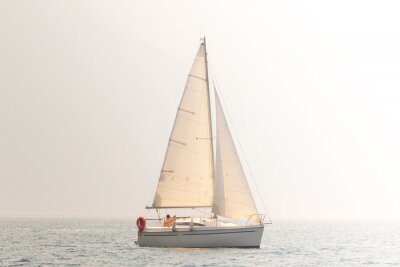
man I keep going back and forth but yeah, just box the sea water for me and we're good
[1,218,399,266]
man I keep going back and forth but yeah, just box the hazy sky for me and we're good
[1,1,400,220]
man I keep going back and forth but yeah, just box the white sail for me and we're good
[212,92,260,223]
[152,43,214,208]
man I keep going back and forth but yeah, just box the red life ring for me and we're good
[136,217,146,233]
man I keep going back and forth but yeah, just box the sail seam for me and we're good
[158,183,211,191]
[188,74,206,81]
[158,175,212,184]
[167,145,212,158]
[175,116,205,125]
[185,88,206,94]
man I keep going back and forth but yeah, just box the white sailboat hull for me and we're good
[137,225,264,248]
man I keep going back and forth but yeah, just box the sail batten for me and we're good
[152,43,214,208]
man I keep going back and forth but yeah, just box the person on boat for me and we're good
[163,214,176,227]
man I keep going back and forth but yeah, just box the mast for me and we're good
[203,36,216,210]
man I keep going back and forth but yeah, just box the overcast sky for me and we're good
[1,0,400,220]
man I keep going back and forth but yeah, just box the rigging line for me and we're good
[208,59,272,223]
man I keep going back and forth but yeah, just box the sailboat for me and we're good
[136,37,267,248]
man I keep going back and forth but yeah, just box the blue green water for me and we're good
[1,218,399,266]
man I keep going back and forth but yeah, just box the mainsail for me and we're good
[212,92,260,223]
[152,43,214,208]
